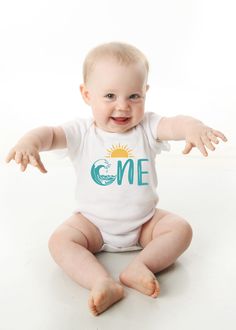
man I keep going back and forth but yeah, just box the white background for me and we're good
[0,1,236,330]
[0,0,235,145]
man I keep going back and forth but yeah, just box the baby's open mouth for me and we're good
[111,117,130,125]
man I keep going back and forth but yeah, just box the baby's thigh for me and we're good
[139,208,192,248]
[50,213,104,253]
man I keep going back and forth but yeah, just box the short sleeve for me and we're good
[141,112,171,154]
[60,117,92,160]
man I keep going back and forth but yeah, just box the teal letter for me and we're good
[117,159,134,185]
[137,159,149,186]
[91,159,116,186]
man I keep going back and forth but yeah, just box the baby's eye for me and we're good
[129,94,141,100]
[105,93,116,100]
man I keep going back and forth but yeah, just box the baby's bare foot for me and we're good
[119,261,160,298]
[88,278,124,316]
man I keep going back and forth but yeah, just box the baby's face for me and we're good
[81,58,148,133]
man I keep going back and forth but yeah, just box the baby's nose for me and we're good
[116,98,130,111]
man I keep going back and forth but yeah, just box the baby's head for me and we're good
[82,42,149,85]
[80,42,150,133]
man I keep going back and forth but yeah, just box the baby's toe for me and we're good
[151,279,160,298]
[88,295,99,316]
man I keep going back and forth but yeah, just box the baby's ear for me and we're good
[80,84,91,105]
[146,84,150,92]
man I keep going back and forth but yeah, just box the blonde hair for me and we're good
[83,42,149,84]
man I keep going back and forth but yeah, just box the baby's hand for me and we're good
[182,123,227,157]
[6,143,47,173]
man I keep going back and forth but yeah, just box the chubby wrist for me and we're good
[183,118,204,136]
[17,134,41,150]
[16,127,54,151]
[157,115,204,141]
[169,116,203,140]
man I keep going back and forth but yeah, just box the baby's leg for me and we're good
[48,213,124,316]
[120,209,192,297]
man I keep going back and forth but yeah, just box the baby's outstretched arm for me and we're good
[157,116,227,156]
[6,126,66,172]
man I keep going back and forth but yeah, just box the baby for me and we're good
[6,42,227,316]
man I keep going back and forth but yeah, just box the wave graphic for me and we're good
[91,159,116,186]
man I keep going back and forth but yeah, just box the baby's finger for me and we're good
[197,140,208,157]
[207,131,219,144]
[37,159,47,173]
[21,162,28,172]
[29,155,47,173]
[5,149,15,163]
[201,135,215,151]
[182,142,193,154]
[212,130,227,142]
[15,151,23,164]
[36,158,47,173]
[20,155,29,172]
[29,155,39,167]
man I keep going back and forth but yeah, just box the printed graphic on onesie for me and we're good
[90,143,150,187]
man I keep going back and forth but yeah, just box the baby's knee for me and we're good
[48,224,88,261]
[48,229,67,262]
[48,224,78,261]
[176,219,193,246]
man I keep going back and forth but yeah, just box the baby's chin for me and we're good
[107,123,137,134]
[95,120,137,133]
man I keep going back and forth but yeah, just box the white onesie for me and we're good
[61,112,170,252]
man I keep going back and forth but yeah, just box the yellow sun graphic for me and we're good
[106,144,134,158]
